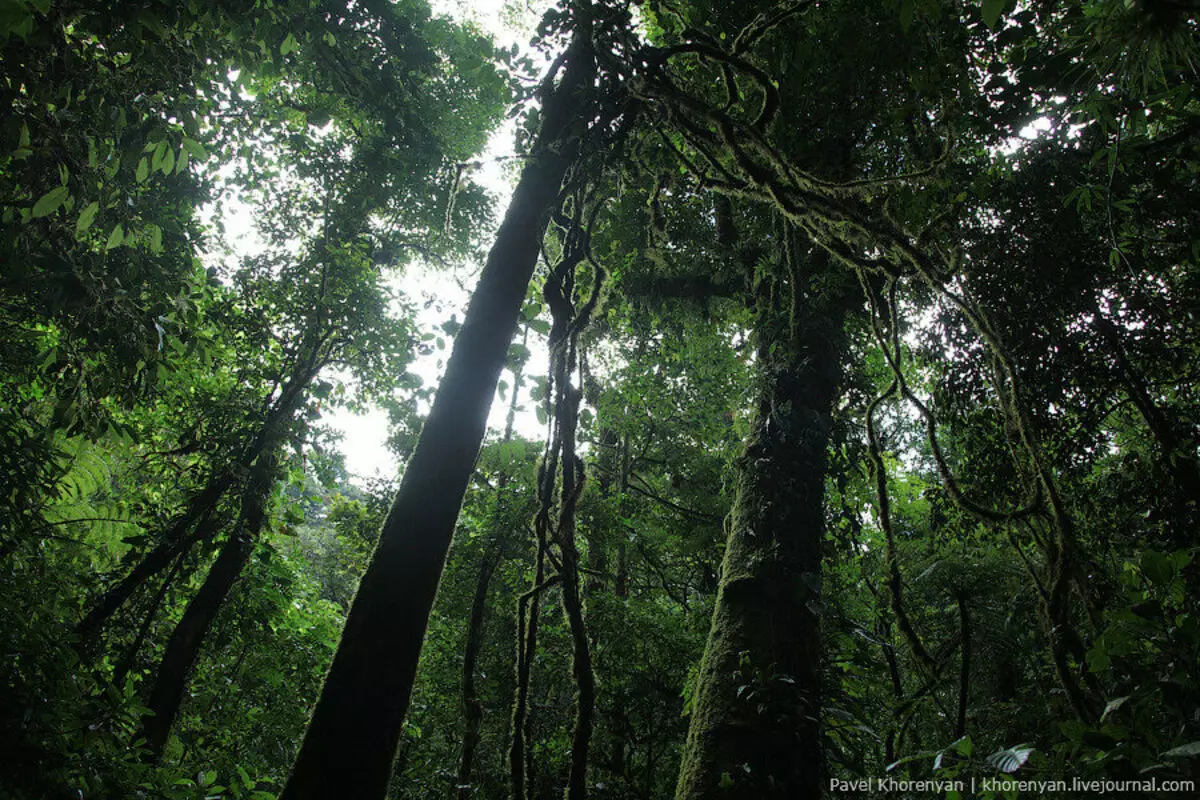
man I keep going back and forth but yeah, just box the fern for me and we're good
[41,438,144,554]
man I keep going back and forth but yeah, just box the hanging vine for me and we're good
[509,184,607,800]
[606,8,1105,723]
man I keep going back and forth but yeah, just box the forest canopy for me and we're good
[2,1,1199,799]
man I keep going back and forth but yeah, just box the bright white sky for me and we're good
[325,0,550,483]
[233,1,1057,484]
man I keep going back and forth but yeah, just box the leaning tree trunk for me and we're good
[77,356,315,646]
[76,477,232,646]
[141,449,279,757]
[675,250,847,800]
[280,31,597,800]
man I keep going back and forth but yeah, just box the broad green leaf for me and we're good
[1163,742,1200,758]
[106,223,124,249]
[182,138,208,161]
[31,186,69,218]
[136,157,149,183]
[151,139,167,172]
[1142,550,1173,585]
[75,201,99,235]
[281,32,299,55]
[0,2,35,40]
[160,146,175,175]
[147,223,163,253]
[987,745,1033,773]
[982,0,1007,28]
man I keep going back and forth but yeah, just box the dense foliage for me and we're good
[2,0,1198,799]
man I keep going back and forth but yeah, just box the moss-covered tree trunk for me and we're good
[281,29,596,800]
[675,248,847,800]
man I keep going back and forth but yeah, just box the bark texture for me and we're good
[675,252,846,800]
[281,33,596,800]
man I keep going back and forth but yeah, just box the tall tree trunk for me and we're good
[455,352,524,799]
[112,550,188,688]
[141,449,279,758]
[76,478,232,645]
[510,535,550,800]
[675,250,847,800]
[954,592,971,739]
[77,354,317,646]
[281,31,597,800]
[455,543,501,800]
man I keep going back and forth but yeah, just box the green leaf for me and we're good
[982,0,1007,28]
[1142,550,1174,585]
[987,745,1033,773]
[1162,742,1200,758]
[536,405,548,426]
[106,223,124,250]
[0,1,35,40]
[1101,696,1131,722]
[507,342,531,363]
[31,185,69,218]
[76,201,99,235]
[160,146,175,175]
[151,139,167,172]
[281,32,299,55]
[136,157,149,183]
[498,440,522,468]
[182,138,208,161]
[147,223,163,254]
[198,770,216,788]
